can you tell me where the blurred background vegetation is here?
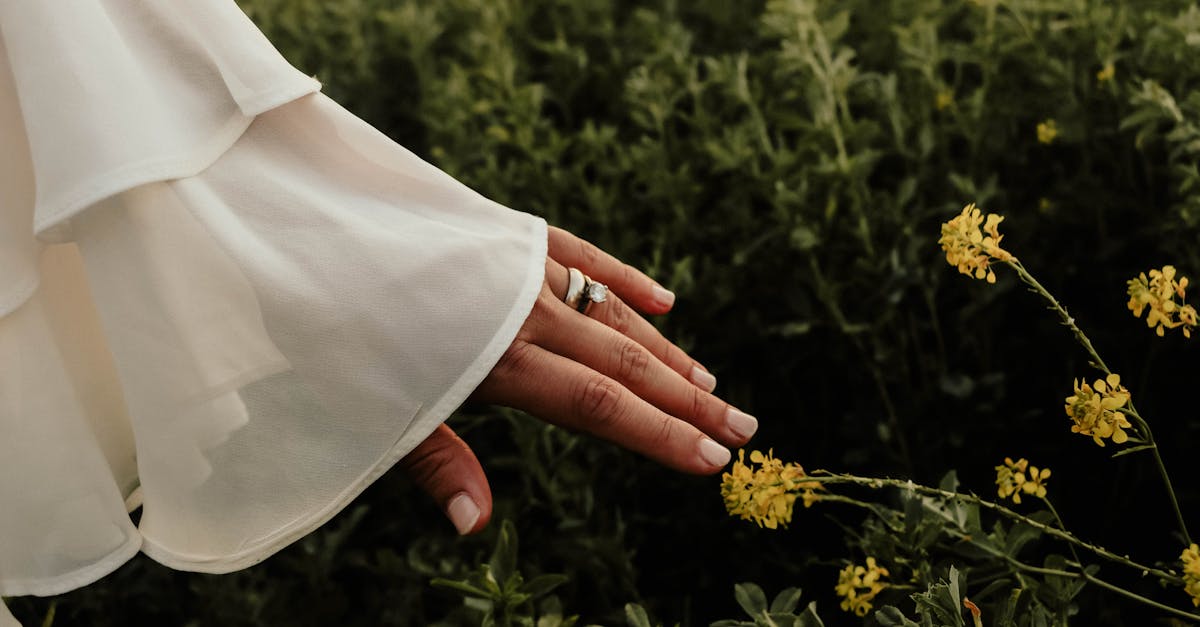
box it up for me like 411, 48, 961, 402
11, 0, 1200, 624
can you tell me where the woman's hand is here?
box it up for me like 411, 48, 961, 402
400, 227, 758, 534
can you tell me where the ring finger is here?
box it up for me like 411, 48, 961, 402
546, 259, 717, 393
537, 280, 756, 446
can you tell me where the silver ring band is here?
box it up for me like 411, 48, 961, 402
563, 268, 586, 310
562, 267, 609, 315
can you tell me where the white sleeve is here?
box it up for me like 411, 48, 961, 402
0, 0, 546, 600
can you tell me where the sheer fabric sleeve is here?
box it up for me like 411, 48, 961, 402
0, 0, 547, 606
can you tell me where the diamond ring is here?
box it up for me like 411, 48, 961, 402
563, 267, 609, 314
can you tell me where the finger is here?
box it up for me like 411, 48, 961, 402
545, 258, 716, 392
536, 298, 756, 446
474, 340, 732, 474
547, 226, 675, 315
400, 424, 493, 535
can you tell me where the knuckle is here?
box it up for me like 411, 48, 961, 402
402, 441, 457, 486
494, 340, 538, 381
689, 386, 711, 423
607, 300, 633, 335
530, 290, 563, 326
612, 340, 651, 385
650, 416, 676, 449
575, 376, 625, 428
578, 239, 602, 268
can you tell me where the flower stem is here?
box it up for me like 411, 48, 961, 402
1081, 571, 1200, 623
945, 521, 1200, 623
1042, 498, 1082, 566
810, 473, 1184, 584
1004, 259, 1192, 546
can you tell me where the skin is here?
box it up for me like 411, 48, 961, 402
399, 226, 755, 534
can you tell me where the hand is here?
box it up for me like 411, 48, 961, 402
399, 226, 758, 534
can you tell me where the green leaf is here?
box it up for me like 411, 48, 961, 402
504, 592, 533, 609
521, 575, 569, 600
734, 583, 769, 617
797, 601, 825, 627
768, 588, 804, 614
1110, 443, 1155, 458
938, 470, 959, 493
624, 603, 653, 627
431, 577, 494, 600
875, 606, 922, 627
1004, 521, 1044, 557
489, 520, 519, 589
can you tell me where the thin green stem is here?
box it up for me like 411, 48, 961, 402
1042, 498, 1083, 566
948, 526, 1200, 623
810, 473, 1183, 585
1082, 571, 1200, 623
1004, 259, 1192, 545
1006, 259, 1109, 372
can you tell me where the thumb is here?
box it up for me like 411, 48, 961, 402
400, 423, 493, 535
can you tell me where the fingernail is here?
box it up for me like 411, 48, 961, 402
726, 407, 758, 440
690, 366, 717, 392
698, 437, 731, 467
652, 284, 676, 309
446, 492, 481, 535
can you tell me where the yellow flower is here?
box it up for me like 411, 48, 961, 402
835, 557, 890, 616
1064, 374, 1133, 446
1127, 265, 1197, 338
1097, 62, 1115, 83
1037, 119, 1059, 144
1183, 544, 1200, 607
995, 457, 1051, 504
935, 89, 955, 111
938, 203, 1015, 283
720, 449, 822, 529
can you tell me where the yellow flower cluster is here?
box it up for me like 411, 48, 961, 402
1127, 265, 1197, 338
995, 457, 1051, 504
835, 557, 890, 616
1064, 374, 1133, 446
720, 449, 821, 529
1037, 119, 1059, 144
939, 204, 1015, 283
1183, 544, 1200, 608
1097, 62, 1115, 83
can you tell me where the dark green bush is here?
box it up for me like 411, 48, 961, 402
13, 0, 1200, 624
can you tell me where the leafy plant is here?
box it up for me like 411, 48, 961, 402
432, 520, 574, 627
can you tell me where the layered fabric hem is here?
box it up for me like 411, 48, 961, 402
2, 92, 549, 592
0, 534, 142, 598
141, 214, 547, 573
2, 0, 548, 608
34, 77, 320, 240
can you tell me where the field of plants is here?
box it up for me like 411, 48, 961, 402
9, 0, 1200, 624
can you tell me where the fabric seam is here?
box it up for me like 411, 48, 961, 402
33, 80, 320, 238
0, 532, 142, 598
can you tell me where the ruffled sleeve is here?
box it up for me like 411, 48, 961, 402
0, 0, 546, 606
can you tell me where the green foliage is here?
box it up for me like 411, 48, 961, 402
12, 0, 1200, 625
431, 521, 575, 627
710, 584, 825, 627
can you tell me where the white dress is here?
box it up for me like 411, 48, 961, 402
0, 0, 546, 618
